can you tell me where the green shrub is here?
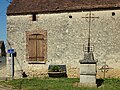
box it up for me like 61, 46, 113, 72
49, 65, 62, 72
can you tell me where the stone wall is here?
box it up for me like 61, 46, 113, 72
0, 57, 7, 78
7, 10, 120, 78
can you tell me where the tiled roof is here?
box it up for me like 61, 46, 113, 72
7, 0, 120, 15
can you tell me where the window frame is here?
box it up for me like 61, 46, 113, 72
26, 30, 47, 64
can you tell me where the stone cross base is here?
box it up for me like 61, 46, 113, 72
80, 64, 97, 87
80, 75, 97, 87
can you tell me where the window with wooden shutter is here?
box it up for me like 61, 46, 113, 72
26, 31, 47, 64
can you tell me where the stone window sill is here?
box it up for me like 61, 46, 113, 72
28, 61, 46, 64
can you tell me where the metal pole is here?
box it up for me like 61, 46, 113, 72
11, 53, 14, 80
88, 11, 91, 52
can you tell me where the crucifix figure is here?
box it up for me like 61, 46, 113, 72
82, 11, 99, 52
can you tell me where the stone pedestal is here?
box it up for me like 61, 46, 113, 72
80, 64, 96, 85
80, 63, 97, 87
79, 52, 97, 87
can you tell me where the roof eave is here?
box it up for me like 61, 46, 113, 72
7, 7, 120, 16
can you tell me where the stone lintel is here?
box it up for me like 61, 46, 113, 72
80, 74, 96, 75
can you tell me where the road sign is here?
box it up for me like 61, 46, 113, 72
7, 49, 15, 80
8, 49, 14, 54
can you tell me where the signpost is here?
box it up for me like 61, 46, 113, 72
8, 49, 14, 80
8, 49, 14, 54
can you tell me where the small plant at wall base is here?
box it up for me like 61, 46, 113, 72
48, 65, 67, 77
49, 65, 63, 72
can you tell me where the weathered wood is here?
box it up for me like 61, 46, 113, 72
27, 31, 47, 62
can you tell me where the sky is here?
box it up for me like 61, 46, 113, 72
0, 0, 11, 44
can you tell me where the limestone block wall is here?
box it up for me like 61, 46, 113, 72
0, 57, 7, 78
7, 10, 120, 78
0, 66, 6, 77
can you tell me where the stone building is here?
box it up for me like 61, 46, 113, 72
0, 41, 6, 57
7, 0, 120, 78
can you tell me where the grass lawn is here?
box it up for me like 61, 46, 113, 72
0, 77, 120, 90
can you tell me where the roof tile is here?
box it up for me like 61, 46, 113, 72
7, 0, 120, 15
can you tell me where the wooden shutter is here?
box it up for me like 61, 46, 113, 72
29, 35, 37, 61
36, 34, 44, 61
27, 31, 47, 63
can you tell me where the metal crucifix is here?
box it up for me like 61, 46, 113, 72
82, 11, 99, 52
